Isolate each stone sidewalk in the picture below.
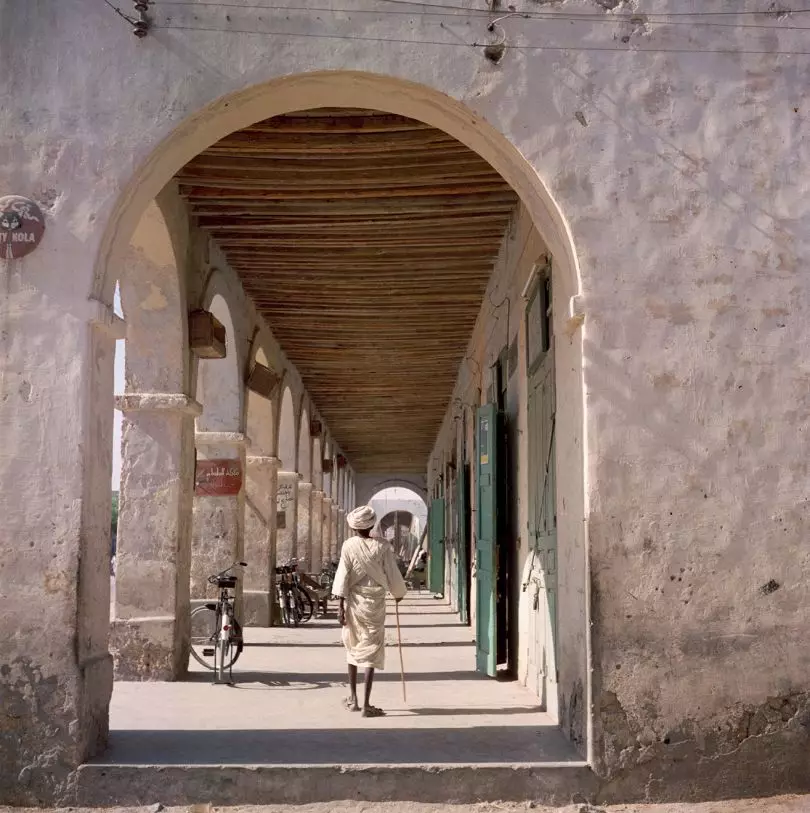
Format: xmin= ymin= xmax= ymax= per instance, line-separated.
xmin=101 ymin=593 xmax=581 ymax=766
xmin=77 ymin=595 xmax=808 ymax=808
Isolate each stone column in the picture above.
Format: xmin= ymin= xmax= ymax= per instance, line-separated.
xmin=276 ymin=470 xmax=298 ymax=565
xmin=297 ymin=481 xmax=314 ymax=573
xmin=0 ymin=296 xmax=119 ymax=802
xmin=337 ymin=508 xmax=346 ymax=553
xmin=331 ymin=503 xmax=341 ymax=559
xmin=111 ymin=393 xmax=199 ymax=681
xmin=310 ymin=489 xmax=324 ymax=573
xmin=243 ymin=455 xmax=279 ymax=627
xmin=322 ymin=496 xmax=334 ymax=566
xmin=190 ymin=432 xmax=248 ymax=612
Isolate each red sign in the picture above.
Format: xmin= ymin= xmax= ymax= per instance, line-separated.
xmin=0 ymin=196 xmax=45 ymax=260
xmin=195 ymin=459 xmax=243 ymax=496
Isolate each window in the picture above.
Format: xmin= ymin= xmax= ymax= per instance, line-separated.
xmin=526 ymin=264 xmax=552 ymax=372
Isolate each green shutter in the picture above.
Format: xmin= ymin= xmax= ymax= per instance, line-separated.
xmin=475 ymin=404 xmax=498 ymax=676
xmin=428 ymin=498 xmax=445 ymax=593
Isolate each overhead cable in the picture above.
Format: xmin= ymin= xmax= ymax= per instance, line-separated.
xmin=152 ymin=0 xmax=810 ymax=29
xmin=153 ymin=23 xmax=810 ymax=55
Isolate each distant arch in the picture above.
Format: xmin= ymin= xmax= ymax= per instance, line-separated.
xmin=277 ymin=385 xmax=296 ymax=471
xmin=298 ymin=404 xmax=311 ymax=481
xmin=196 ymin=291 xmax=241 ymax=433
xmin=245 ymin=344 xmax=275 ymax=456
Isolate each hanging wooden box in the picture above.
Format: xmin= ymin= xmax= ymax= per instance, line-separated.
xmin=310 ymin=420 xmax=323 ymax=437
xmin=322 ymin=459 xmax=334 ymax=474
xmin=189 ymin=310 xmax=226 ymax=359
xmin=336 ymin=454 xmax=347 ymax=468
xmin=246 ymin=362 xmax=279 ymax=399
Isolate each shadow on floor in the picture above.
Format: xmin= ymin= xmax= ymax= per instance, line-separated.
xmin=97 ymin=724 xmax=580 ymax=765
xmin=408 ymin=706 xmax=544 ymax=716
xmin=186 ymin=670 xmax=491 ymax=685
xmin=243 ymin=640 xmax=471 ymax=648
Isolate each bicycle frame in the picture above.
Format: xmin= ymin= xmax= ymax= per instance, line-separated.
xmin=209 ymin=561 xmax=246 ymax=684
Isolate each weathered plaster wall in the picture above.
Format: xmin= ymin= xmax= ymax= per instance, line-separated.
xmin=3 ymin=0 xmax=810 ymax=803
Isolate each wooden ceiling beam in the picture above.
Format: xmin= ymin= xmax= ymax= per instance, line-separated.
xmin=180 ymin=182 xmax=511 ymax=200
xmin=172 ymin=106 xmax=521 ymax=472
xmin=197 ymin=217 xmax=510 ymax=232
xmin=188 ymin=198 xmax=517 ymax=216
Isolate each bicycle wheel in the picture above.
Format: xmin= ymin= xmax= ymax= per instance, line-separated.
xmin=215 ymin=633 xmax=228 ymax=682
xmin=295 ymin=585 xmax=314 ymax=623
xmin=229 ymin=617 xmax=244 ymax=667
xmin=286 ymin=588 xmax=299 ymax=626
xmin=189 ymin=605 xmax=218 ymax=670
xmin=190 ymin=605 xmax=243 ymax=671
xmin=278 ymin=587 xmax=291 ymax=627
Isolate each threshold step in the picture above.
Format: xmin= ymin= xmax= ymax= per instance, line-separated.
xmin=77 ymin=762 xmax=596 ymax=805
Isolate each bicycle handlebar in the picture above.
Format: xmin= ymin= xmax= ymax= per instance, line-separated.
xmin=208 ymin=560 xmax=248 ymax=583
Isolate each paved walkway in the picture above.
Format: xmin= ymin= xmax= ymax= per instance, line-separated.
xmin=103 ymin=593 xmax=581 ymax=766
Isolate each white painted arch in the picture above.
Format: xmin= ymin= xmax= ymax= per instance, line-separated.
xmin=93 ymin=71 xmax=581 ymax=309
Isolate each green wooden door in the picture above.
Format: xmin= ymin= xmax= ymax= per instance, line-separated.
xmin=456 ymin=463 xmax=470 ymax=624
xmin=428 ymin=498 xmax=445 ymax=593
xmin=476 ymin=404 xmax=498 ymax=676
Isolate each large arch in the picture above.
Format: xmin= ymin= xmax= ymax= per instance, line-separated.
xmin=245 ymin=344 xmax=276 ymax=458
xmin=191 ymin=285 xmax=246 ymax=601
xmin=297 ymin=402 xmax=312 ymax=483
xmin=277 ymin=384 xmax=296 ymax=474
xmin=275 ymin=384 xmax=298 ymax=564
xmin=243 ymin=341 xmax=279 ymax=626
xmin=111 ymin=195 xmax=195 ymax=681
xmin=77 ymin=71 xmax=586 ymax=797
xmin=93 ymin=80 xmax=585 ymax=707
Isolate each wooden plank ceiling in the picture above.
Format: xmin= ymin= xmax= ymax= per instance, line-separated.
xmin=177 ymin=109 xmax=518 ymax=473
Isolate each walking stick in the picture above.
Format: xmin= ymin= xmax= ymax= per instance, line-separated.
xmin=394 ymin=601 xmax=407 ymax=704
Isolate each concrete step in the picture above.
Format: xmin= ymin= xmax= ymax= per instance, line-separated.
xmin=77 ymin=762 xmax=596 ymax=806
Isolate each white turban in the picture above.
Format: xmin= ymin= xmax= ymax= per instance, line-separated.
xmin=347 ymin=505 xmax=377 ymax=531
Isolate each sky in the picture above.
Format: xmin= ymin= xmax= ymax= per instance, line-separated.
xmin=112 ymin=287 xmax=124 ymax=489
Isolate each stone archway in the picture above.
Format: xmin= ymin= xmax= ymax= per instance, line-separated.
xmin=5 ymin=72 xmax=587 ymax=803
xmin=275 ymin=385 xmax=298 ymax=565
xmin=190 ymin=285 xmax=246 ymax=602
xmin=243 ymin=343 xmax=278 ymax=626
xmin=111 ymin=196 xmax=195 ymax=682
xmin=297 ymin=403 xmax=314 ymax=571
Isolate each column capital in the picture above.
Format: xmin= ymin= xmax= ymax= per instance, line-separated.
xmin=195 ymin=431 xmax=252 ymax=447
xmin=116 ymin=393 xmax=202 ymax=416
xmin=323 ymin=496 xmax=334 ymax=506
xmin=277 ymin=469 xmax=300 ymax=480
xmin=298 ymin=481 xmax=314 ymax=492
xmin=245 ymin=455 xmax=281 ymax=468
xmin=311 ymin=489 xmax=325 ymax=498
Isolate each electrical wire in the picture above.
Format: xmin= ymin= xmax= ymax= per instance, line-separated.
xmin=153 ymin=23 xmax=810 ymax=54
xmin=103 ymin=0 xmax=137 ymax=23
xmin=152 ymin=0 xmax=810 ymax=30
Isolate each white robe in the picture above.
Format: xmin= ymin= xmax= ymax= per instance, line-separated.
xmin=332 ymin=535 xmax=408 ymax=669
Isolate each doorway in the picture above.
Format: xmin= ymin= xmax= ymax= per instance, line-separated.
xmin=525 ymin=265 xmax=558 ymax=711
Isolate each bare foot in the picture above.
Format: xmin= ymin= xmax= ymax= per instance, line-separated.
xmin=344 ymin=696 xmax=360 ymax=711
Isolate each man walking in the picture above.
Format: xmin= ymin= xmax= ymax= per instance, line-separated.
xmin=332 ymin=504 xmax=407 ymax=717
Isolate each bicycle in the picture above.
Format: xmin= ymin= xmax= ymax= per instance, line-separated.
xmin=189 ymin=560 xmax=247 ymax=683
xmin=275 ymin=559 xmax=314 ymax=626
